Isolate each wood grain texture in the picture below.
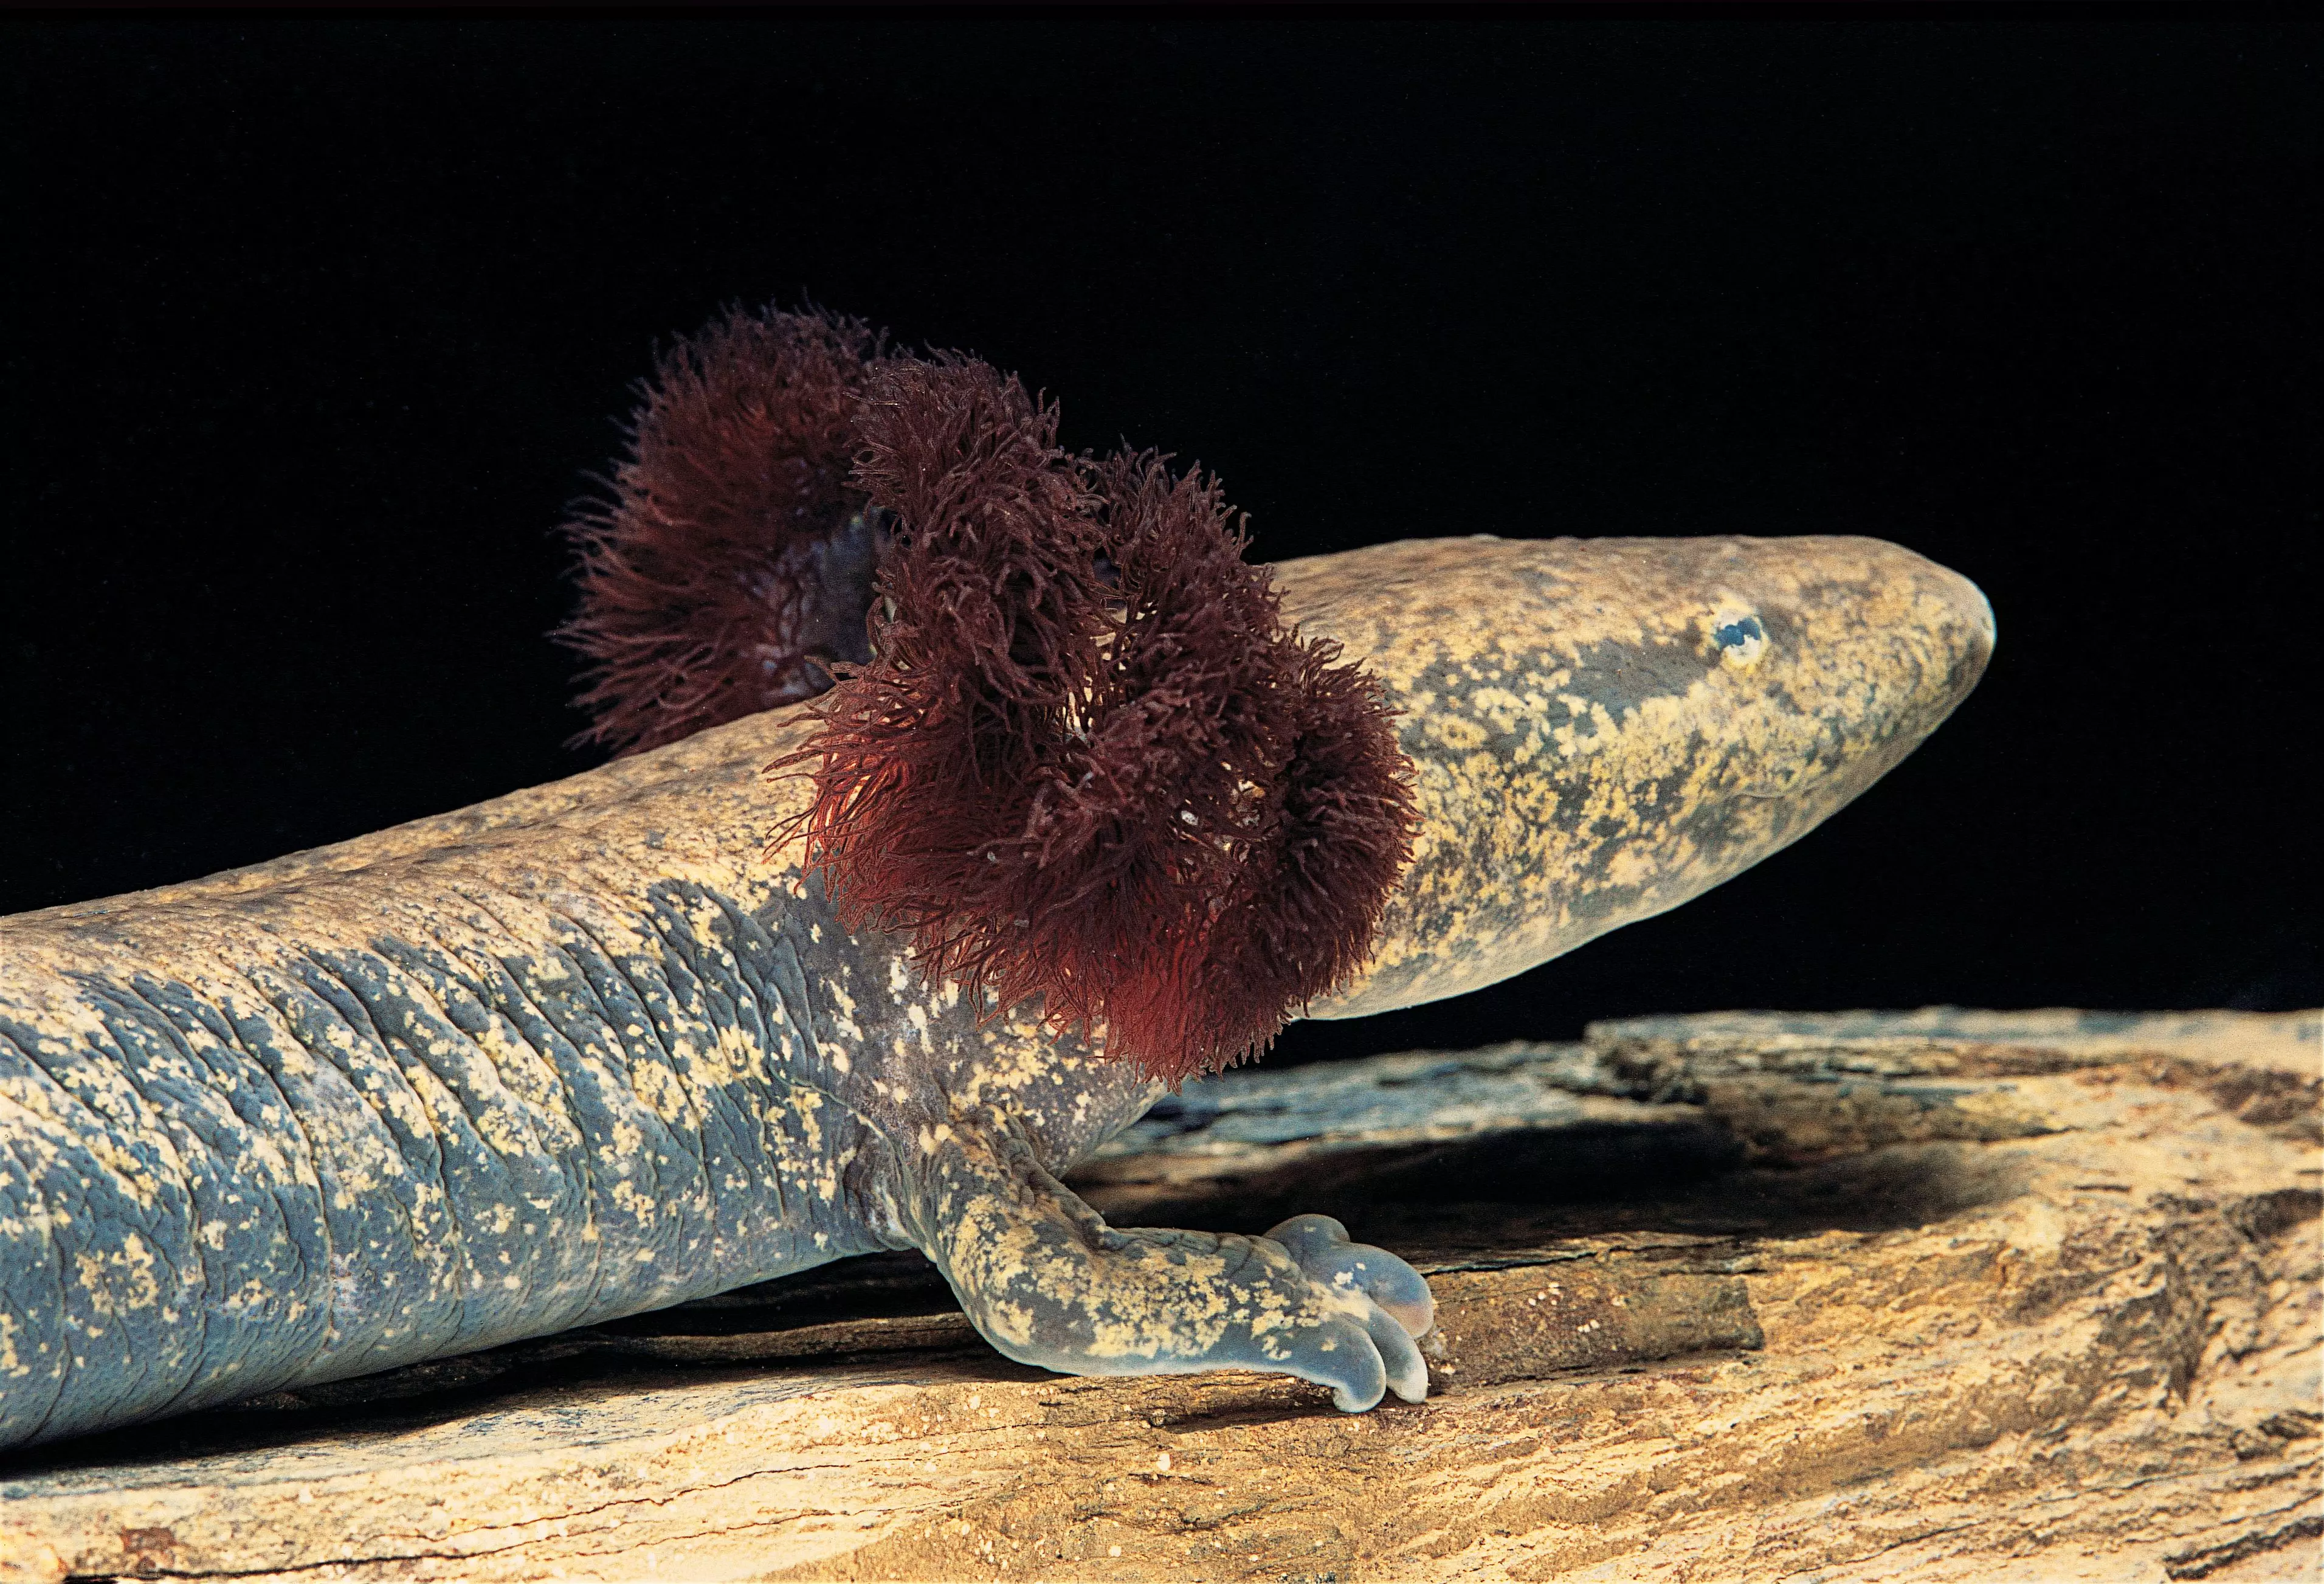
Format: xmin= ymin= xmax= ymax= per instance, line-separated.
xmin=1 ymin=1008 xmax=2315 ymax=1583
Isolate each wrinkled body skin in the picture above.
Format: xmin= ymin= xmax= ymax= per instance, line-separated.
xmin=0 ymin=535 xmax=1992 ymax=1448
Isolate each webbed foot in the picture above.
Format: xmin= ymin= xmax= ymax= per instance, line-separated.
xmin=906 ymin=1121 xmax=1434 ymax=1411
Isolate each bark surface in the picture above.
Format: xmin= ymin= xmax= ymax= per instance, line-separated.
xmin=1 ymin=1008 xmax=2315 ymax=1583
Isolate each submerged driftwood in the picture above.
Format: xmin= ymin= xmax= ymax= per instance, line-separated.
xmin=1 ymin=1008 xmax=2315 ymax=1583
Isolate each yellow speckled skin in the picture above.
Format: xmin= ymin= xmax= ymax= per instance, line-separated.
xmin=0 ymin=533 xmax=1990 ymax=1445
xmin=1278 ymin=535 xmax=1994 ymax=1017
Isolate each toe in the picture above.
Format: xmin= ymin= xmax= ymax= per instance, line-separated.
xmin=1314 ymin=1312 xmax=1390 ymax=1412
xmin=1355 ymin=1258 xmax=1435 ymax=1340
xmin=1365 ymin=1301 xmax=1430 ymax=1403
xmin=1264 ymin=1214 xmax=1353 ymax=1265
xmin=1264 ymin=1214 xmax=1437 ymax=1339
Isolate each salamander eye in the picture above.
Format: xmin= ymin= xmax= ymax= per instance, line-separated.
xmin=1712 ymin=614 xmax=1766 ymax=665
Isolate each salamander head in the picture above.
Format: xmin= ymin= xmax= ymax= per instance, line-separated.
xmin=1277 ymin=533 xmax=1995 ymax=1018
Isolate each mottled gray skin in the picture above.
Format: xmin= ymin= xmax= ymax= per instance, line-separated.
xmin=0 ymin=535 xmax=1992 ymax=1449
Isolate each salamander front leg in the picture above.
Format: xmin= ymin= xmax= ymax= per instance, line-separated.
xmin=905 ymin=1116 xmax=1432 ymax=1410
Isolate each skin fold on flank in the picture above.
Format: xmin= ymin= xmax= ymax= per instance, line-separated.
xmin=0 ymin=308 xmax=1994 ymax=1449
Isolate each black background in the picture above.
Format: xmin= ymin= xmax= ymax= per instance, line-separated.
xmin=4 ymin=16 xmax=2316 ymax=1063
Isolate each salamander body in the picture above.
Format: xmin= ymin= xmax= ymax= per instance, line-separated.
xmin=0 ymin=533 xmax=1992 ymax=1447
